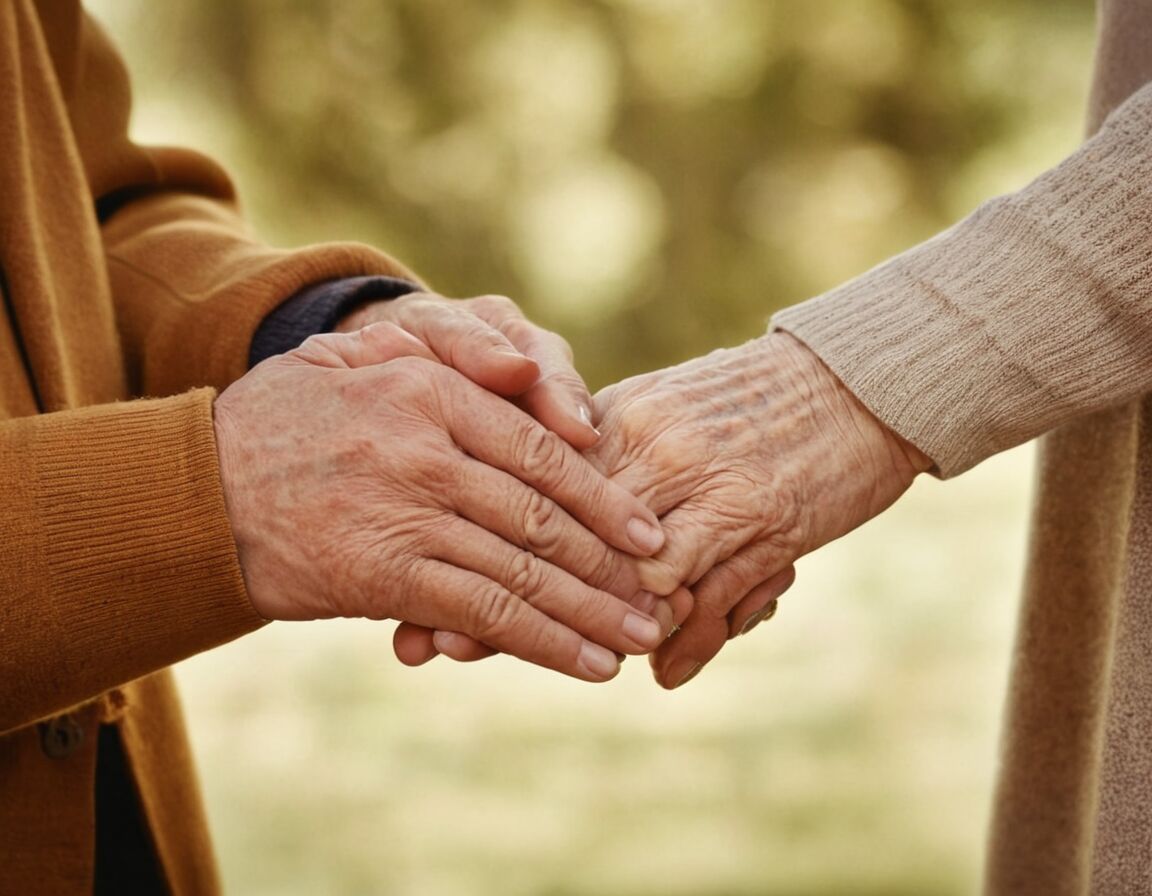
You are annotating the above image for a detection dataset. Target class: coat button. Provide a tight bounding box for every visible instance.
[39,714,84,759]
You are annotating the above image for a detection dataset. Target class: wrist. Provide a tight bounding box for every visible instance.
[211,391,273,620]
[761,329,928,523]
[251,276,421,366]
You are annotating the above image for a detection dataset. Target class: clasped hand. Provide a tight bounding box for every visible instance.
[587,332,931,687]
[218,293,931,689]
[214,292,676,684]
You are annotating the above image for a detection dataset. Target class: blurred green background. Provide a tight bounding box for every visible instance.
[89,1,1096,893]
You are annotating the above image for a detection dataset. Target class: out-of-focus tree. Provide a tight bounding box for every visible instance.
[99,0,1092,387]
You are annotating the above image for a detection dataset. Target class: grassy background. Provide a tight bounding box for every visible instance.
[85,1,1092,891]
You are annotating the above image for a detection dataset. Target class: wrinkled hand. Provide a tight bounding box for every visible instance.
[337,291,600,447]
[213,323,672,683]
[340,290,678,665]
[588,331,932,688]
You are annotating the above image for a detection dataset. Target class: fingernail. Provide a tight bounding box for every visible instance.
[578,405,601,436]
[626,518,665,554]
[666,659,703,690]
[739,599,779,637]
[579,642,620,680]
[622,611,663,649]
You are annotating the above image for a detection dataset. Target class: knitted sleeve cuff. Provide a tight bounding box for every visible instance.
[248,275,421,367]
[773,82,1152,478]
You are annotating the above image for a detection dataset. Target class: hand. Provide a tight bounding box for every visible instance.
[587,331,932,688]
[213,323,672,683]
[354,291,681,665]
[336,291,601,448]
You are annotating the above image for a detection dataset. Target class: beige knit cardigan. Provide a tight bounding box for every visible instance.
[0,2,416,892]
[776,0,1152,890]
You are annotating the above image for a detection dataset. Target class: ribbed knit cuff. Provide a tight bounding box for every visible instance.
[771,211,1063,479]
[248,275,420,367]
[774,83,1152,478]
[0,390,264,728]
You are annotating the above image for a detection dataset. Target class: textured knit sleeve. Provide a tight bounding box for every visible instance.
[102,195,423,395]
[772,82,1152,478]
[0,391,265,732]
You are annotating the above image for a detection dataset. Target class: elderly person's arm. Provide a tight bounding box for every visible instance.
[597,81,1152,687]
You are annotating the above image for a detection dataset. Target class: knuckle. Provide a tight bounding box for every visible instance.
[637,556,683,596]
[511,424,569,481]
[549,331,575,363]
[767,486,804,552]
[498,316,536,344]
[474,294,520,318]
[383,353,431,384]
[539,366,585,394]
[503,549,548,599]
[294,332,342,365]
[297,332,327,353]
[382,356,442,403]
[469,585,522,642]
[408,446,459,494]
[520,491,562,554]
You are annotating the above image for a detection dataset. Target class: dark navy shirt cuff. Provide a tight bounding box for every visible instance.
[248,275,421,367]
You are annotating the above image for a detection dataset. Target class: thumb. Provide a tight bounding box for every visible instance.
[291,322,440,369]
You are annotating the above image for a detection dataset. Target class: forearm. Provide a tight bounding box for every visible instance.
[774,81,1152,476]
[103,192,422,395]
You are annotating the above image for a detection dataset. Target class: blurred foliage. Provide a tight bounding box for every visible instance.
[88,2,1096,894]
[97,0,1092,388]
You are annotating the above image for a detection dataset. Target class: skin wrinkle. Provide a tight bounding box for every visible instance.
[782,331,917,529]
[214,326,666,681]
[581,331,928,685]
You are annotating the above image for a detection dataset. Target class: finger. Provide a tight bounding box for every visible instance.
[443,385,666,558]
[432,631,500,663]
[628,589,675,634]
[426,515,667,657]
[634,478,781,594]
[449,453,643,600]
[291,321,439,369]
[395,557,621,682]
[498,316,600,450]
[685,542,790,633]
[393,622,500,664]
[651,545,793,689]
[403,586,677,669]
[729,566,796,638]
[393,622,441,666]
[664,586,694,628]
[390,296,542,396]
[649,598,730,691]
